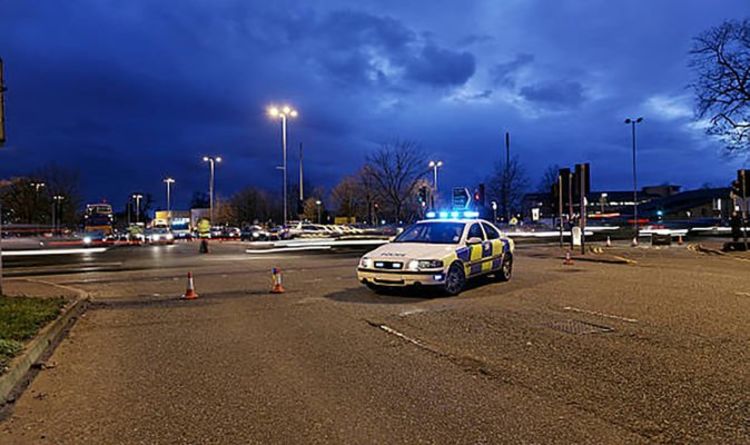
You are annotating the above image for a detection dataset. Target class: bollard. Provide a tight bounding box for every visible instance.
[563,250,574,266]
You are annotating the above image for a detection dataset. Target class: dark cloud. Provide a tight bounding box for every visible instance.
[520,80,585,108]
[405,44,476,87]
[305,10,475,89]
[490,53,534,86]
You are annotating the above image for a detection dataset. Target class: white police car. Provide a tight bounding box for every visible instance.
[357,214,514,295]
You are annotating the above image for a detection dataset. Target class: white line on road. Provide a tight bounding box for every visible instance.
[398,307,427,317]
[246,246,332,254]
[563,306,638,323]
[3,247,108,256]
[735,292,750,298]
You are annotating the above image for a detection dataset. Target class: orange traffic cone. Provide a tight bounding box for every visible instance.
[606,236,612,247]
[181,272,199,300]
[563,250,574,266]
[270,267,285,294]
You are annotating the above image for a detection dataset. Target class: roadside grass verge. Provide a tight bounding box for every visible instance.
[0,296,66,372]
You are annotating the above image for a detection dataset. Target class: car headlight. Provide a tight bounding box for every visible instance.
[359,257,373,268]
[252,232,260,238]
[83,236,92,245]
[408,259,443,271]
[152,235,160,241]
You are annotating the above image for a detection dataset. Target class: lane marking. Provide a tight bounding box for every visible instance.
[563,306,638,323]
[2,247,108,256]
[399,307,427,317]
[246,246,332,254]
[735,292,750,298]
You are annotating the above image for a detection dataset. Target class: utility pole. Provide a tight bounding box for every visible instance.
[503,132,510,221]
[0,58,5,295]
[558,173,564,248]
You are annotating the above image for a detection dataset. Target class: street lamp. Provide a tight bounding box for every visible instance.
[491,201,498,222]
[599,193,608,214]
[202,156,222,223]
[163,177,175,227]
[624,117,643,242]
[268,104,298,226]
[29,182,45,227]
[428,160,443,205]
[52,195,64,232]
[315,200,322,224]
[132,194,143,224]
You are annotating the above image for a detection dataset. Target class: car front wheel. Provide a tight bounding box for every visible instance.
[496,253,513,282]
[443,262,466,296]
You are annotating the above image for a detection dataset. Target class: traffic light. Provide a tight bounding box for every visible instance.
[0,57,6,145]
[418,186,428,204]
[737,169,750,196]
[473,183,485,206]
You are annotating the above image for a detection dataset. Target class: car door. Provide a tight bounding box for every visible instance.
[482,222,505,272]
[465,222,487,276]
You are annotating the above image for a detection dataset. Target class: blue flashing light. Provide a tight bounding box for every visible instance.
[463,211,479,218]
[450,211,459,218]
[439,211,449,218]
[426,211,436,218]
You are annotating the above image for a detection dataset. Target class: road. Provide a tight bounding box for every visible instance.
[1,241,749,444]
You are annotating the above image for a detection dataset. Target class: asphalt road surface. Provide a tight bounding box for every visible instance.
[1,241,749,444]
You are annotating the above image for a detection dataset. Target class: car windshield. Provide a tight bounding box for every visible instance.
[393,222,465,244]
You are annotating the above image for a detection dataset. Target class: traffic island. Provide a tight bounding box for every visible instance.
[0,296,88,406]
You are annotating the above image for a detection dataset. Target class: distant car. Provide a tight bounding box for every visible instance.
[82,230,110,247]
[145,228,174,245]
[241,225,270,241]
[223,227,241,239]
[357,217,514,296]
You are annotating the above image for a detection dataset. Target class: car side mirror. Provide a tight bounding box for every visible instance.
[467,237,482,245]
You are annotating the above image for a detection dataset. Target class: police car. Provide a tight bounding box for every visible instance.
[357,213,514,295]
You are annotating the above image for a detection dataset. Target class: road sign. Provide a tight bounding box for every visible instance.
[452,187,471,210]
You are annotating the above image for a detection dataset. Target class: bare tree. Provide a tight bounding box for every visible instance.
[690,19,750,154]
[537,163,561,193]
[331,175,361,220]
[487,156,529,219]
[364,140,427,222]
[230,187,274,226]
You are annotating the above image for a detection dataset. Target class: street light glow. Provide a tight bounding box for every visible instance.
[216,156,222,163]
[267,104,298,119]
[202,156,209,162]
[163,177,175,184]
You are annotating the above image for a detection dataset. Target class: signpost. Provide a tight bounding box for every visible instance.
[452,187,471,210]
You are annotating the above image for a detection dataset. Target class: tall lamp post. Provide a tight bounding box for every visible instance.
[315,200,322,224]
[29,181,45,226]
[268,105,298,226]
[132,193,143,224]
[428,160,443,208]
[52,195,64,233]
[202,156,222,223]
[624,117,643,243]
[491,201,498,222]
[163,177,175,227]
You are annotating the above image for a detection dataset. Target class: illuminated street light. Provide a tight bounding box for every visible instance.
[491,200,498,222]
[163,177,175,227]
[268,104,298,226]
[52,195,64,232]
[132,193,144,224]
[315,199,322,224]
[203,156,222,222]
[624,117,643,242]
[428,160,443,208]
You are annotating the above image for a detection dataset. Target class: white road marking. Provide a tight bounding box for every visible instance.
[563,306,638,323]
[735,292,750,298]
[246,246,332,254]
[399,307,427,317]
[3,247,108,256]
